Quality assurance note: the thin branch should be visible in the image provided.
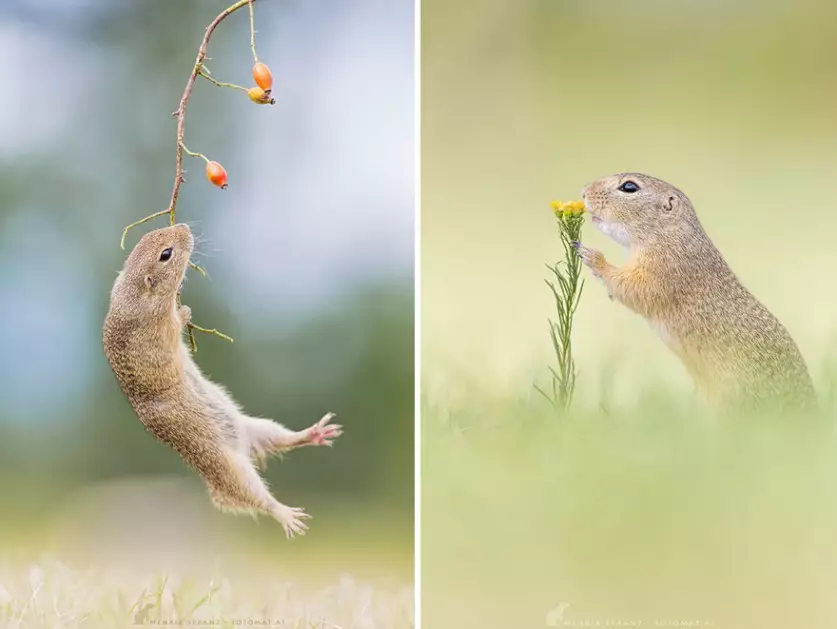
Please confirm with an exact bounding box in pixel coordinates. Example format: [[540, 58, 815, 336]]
[[198, 68, 248, 93], [167, 1, 255, 351], [188, 323, 234, 345], [249, 0, 259, 63], [180, 142, 211, 163], [168, 0, 256, 225], [120, 209, 170, 249], [124, 1, 252, 354], [187, 325, 198, 353], [189, 261, 207, 276], [120, 0, 257, 248]]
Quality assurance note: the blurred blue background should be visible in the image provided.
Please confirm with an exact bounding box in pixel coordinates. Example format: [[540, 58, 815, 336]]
[[0, 0, 413, 580]]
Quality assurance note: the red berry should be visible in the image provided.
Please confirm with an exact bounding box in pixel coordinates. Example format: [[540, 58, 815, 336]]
[[253, 62, 273, 91], [206, 161, 228, 189]]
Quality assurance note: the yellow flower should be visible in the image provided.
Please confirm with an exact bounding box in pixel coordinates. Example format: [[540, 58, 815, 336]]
[[550, 199, 586, 217]]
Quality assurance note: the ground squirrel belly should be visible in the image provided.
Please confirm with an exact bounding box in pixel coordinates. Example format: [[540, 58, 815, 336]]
[[575, 173, 816, 413], [103, 224, 341, 537]]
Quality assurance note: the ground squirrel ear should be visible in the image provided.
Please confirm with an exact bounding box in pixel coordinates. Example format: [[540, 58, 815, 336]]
[[663, 196, 675, 212], [144, 275, 156, 289]]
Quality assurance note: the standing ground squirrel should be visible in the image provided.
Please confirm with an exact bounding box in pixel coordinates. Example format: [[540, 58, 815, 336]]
[[103, 224, 341, 537], [575, 173, 816, 412]]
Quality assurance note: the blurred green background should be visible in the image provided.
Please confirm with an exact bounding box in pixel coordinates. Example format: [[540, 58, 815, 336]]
[[0, 0, 413, 589], [422, 1, 837, 628]]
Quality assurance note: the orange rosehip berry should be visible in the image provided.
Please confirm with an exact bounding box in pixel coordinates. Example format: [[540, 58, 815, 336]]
[[247, 86, 275, 105], [252, 62, 273, 91], [206, 161, 228, 189]]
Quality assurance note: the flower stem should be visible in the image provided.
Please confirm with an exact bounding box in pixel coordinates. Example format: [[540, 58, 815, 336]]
[[537, 209, 585, 412]]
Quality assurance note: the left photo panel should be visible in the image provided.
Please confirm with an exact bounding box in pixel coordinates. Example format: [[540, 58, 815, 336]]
[[0, 1, 414, 626]]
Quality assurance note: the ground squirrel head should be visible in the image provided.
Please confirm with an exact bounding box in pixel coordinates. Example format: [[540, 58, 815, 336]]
[[111, 224, 194, 315], [582, 173, 700, 249]]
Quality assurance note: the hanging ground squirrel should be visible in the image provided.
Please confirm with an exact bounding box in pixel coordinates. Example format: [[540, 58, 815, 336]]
[[103, 224, 341, 537], [574, 173, 816, 412]]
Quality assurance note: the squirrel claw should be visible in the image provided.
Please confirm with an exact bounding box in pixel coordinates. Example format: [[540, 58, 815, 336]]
[[575, 243, 607, 277], [277, 506, 310, 539], [302, 412, 342, 447]]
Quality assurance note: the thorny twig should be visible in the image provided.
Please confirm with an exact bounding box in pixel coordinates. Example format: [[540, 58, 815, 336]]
[[120, 1, 257, 350], [170, 0, 255, 226], [121, 0, 257, 248]]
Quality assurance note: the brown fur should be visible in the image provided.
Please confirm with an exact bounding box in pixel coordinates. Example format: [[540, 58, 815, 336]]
[[102, 224, 341, 537], [577, 173, 816, 413]]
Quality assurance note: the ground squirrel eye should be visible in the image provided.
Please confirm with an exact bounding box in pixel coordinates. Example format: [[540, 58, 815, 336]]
[[618, 181, 640, 193], [159, 248, 173, 262]]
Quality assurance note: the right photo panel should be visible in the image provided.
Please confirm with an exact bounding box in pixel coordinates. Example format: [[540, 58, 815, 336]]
[[421, 1, 837, 628]]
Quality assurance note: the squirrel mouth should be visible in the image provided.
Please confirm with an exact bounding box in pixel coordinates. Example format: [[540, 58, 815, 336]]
[[587, 211, 604, 227], [592, 217, 630, 248]]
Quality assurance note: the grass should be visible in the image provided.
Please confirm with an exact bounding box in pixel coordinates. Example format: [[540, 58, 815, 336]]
[[421, 380, 837, 629], [0, 561, 413, 628]]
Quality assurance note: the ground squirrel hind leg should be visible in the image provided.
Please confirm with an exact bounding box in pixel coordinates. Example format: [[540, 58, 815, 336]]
[[244, 412, 342, 463], [206, 450, 310, 538]]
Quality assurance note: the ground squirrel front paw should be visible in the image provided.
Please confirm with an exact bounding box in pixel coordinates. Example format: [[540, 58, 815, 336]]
[[302, 412, 342, 447], [573, 241, 608, 277], [177, 305, 192, 327]]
